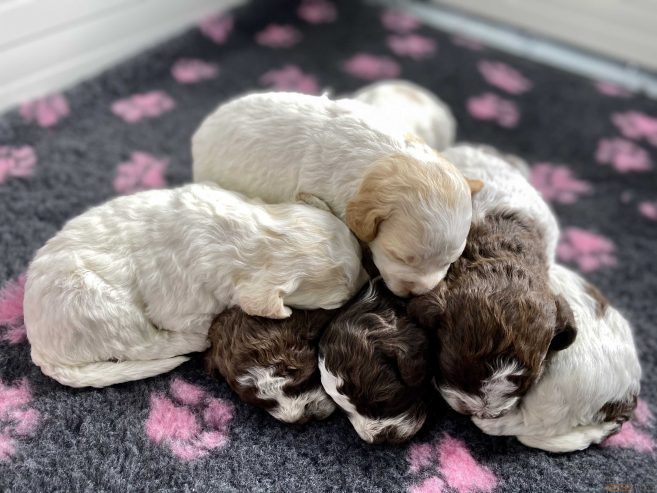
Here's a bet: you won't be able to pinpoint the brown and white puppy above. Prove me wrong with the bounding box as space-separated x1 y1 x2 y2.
206 307 336 424
409 145 577 419
319 279 430 444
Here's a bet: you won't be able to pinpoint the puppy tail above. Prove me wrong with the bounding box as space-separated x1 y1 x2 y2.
33 356 192 388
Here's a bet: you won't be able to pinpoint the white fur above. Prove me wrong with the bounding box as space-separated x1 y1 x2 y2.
237 366 335 423
472 264 641 452
352 80 456 151
192 91 472 296
318 357 424 443
440 363 524 418
24 183 366 388
442 144 560 260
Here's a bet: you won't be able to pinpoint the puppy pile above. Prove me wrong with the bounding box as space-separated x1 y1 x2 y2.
24 80 641 453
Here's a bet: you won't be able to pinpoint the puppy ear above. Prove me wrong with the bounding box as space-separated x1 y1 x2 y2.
549 294 577 351
407 284 447 328
381 327 428 388
345 192 388 242
466 178 484 195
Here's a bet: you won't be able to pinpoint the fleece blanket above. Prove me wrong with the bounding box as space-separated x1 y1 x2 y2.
1 0 656 491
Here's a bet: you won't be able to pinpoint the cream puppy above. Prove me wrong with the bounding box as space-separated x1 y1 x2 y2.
472 264 641 453
24 183 367 388
352 80 456 150
192 92 481 297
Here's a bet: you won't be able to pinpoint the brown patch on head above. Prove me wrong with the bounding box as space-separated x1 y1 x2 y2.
408 209 578 411
585 281 610 319
320 280 430 433
205 308 335 412
345 153 467 242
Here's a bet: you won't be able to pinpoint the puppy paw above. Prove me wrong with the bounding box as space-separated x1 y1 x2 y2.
295 192 333 213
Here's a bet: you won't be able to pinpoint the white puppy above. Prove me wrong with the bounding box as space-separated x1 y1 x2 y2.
473 264 641 452
193 92 481 297
352 80 456 150
24 183 367 388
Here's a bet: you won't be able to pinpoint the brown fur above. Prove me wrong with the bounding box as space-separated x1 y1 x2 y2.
320 280 431 443
598 395 638 424
585 281 610 318
205 308 336 418
409 209 577 408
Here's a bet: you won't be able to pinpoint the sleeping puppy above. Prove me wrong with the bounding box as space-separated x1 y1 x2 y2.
192 91 482 297
472 264 641 452
206 307 337 424
24 183 367 388
352 79 456 150
409 145 576 419
319 279 430 444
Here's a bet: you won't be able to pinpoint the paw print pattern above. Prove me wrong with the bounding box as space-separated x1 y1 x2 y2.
388 34 437 60
260 65 319 94
595 138 652 173
557 227 617 273
20 93 70 128
0 274 26 345
529 163 592 204
111 91 175 123
297 0 337 24
638 201 657 221
0 146 37 184
145 377 234 461
407 434 498 493
0 378 41 461
113 152 168 195
612 111 657 146
602 399 654 453
342 54 401 80
171 59 218 84
477 60 532 95
198 14 233 44
256 24 302 48
467 93 520 128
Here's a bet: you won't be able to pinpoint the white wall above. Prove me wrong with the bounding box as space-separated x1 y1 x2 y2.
0 0 245 112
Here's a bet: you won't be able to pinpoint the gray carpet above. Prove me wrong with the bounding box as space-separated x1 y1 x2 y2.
1 0 656 491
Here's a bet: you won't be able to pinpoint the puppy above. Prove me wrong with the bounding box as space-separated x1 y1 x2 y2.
472 264 641 452
206 307 337 424
352 79 456 150
319 279 430 444
24 183 367 388
192 91 482 297
409 145 575 419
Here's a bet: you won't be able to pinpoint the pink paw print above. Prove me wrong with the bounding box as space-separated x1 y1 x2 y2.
451 35 485 51
388 34 437 60
529 163 591 204
0 145 37 184
114 151 167 195
612 111 657 146
171 59 218 84
145 378 234 461
198 14 233 44
381 9 420 32
602 399 654 453
594 81 632 98
0 274 27 345
477 60 532 95
638 201 657 221
111 91 175 123
407 434 498 493
342 54 401 80
297 0 337 24
260 65 319 94
557 227 616 273
595 137 652 173
256 24 302 48
20 93 69 128
0 378 41 461
467 93 520 128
